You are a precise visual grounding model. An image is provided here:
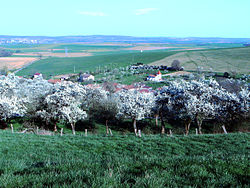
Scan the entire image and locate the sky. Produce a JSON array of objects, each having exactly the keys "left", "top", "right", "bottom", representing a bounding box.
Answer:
[{"left": 1, "top": 0, "right": 250, "bottom": 38}]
